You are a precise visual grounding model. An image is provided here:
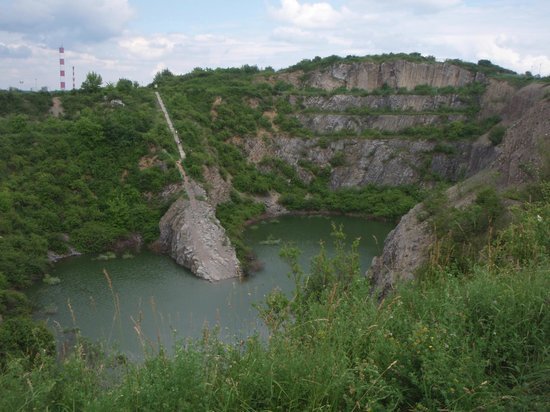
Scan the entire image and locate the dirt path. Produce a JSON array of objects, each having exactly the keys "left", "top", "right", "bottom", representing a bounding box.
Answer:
[
  {"left": 155, "top": 92, "right": 196, "bottom": 201},
  {"left": 155, "top": 92, "right": 186, "bottom": 160}
]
